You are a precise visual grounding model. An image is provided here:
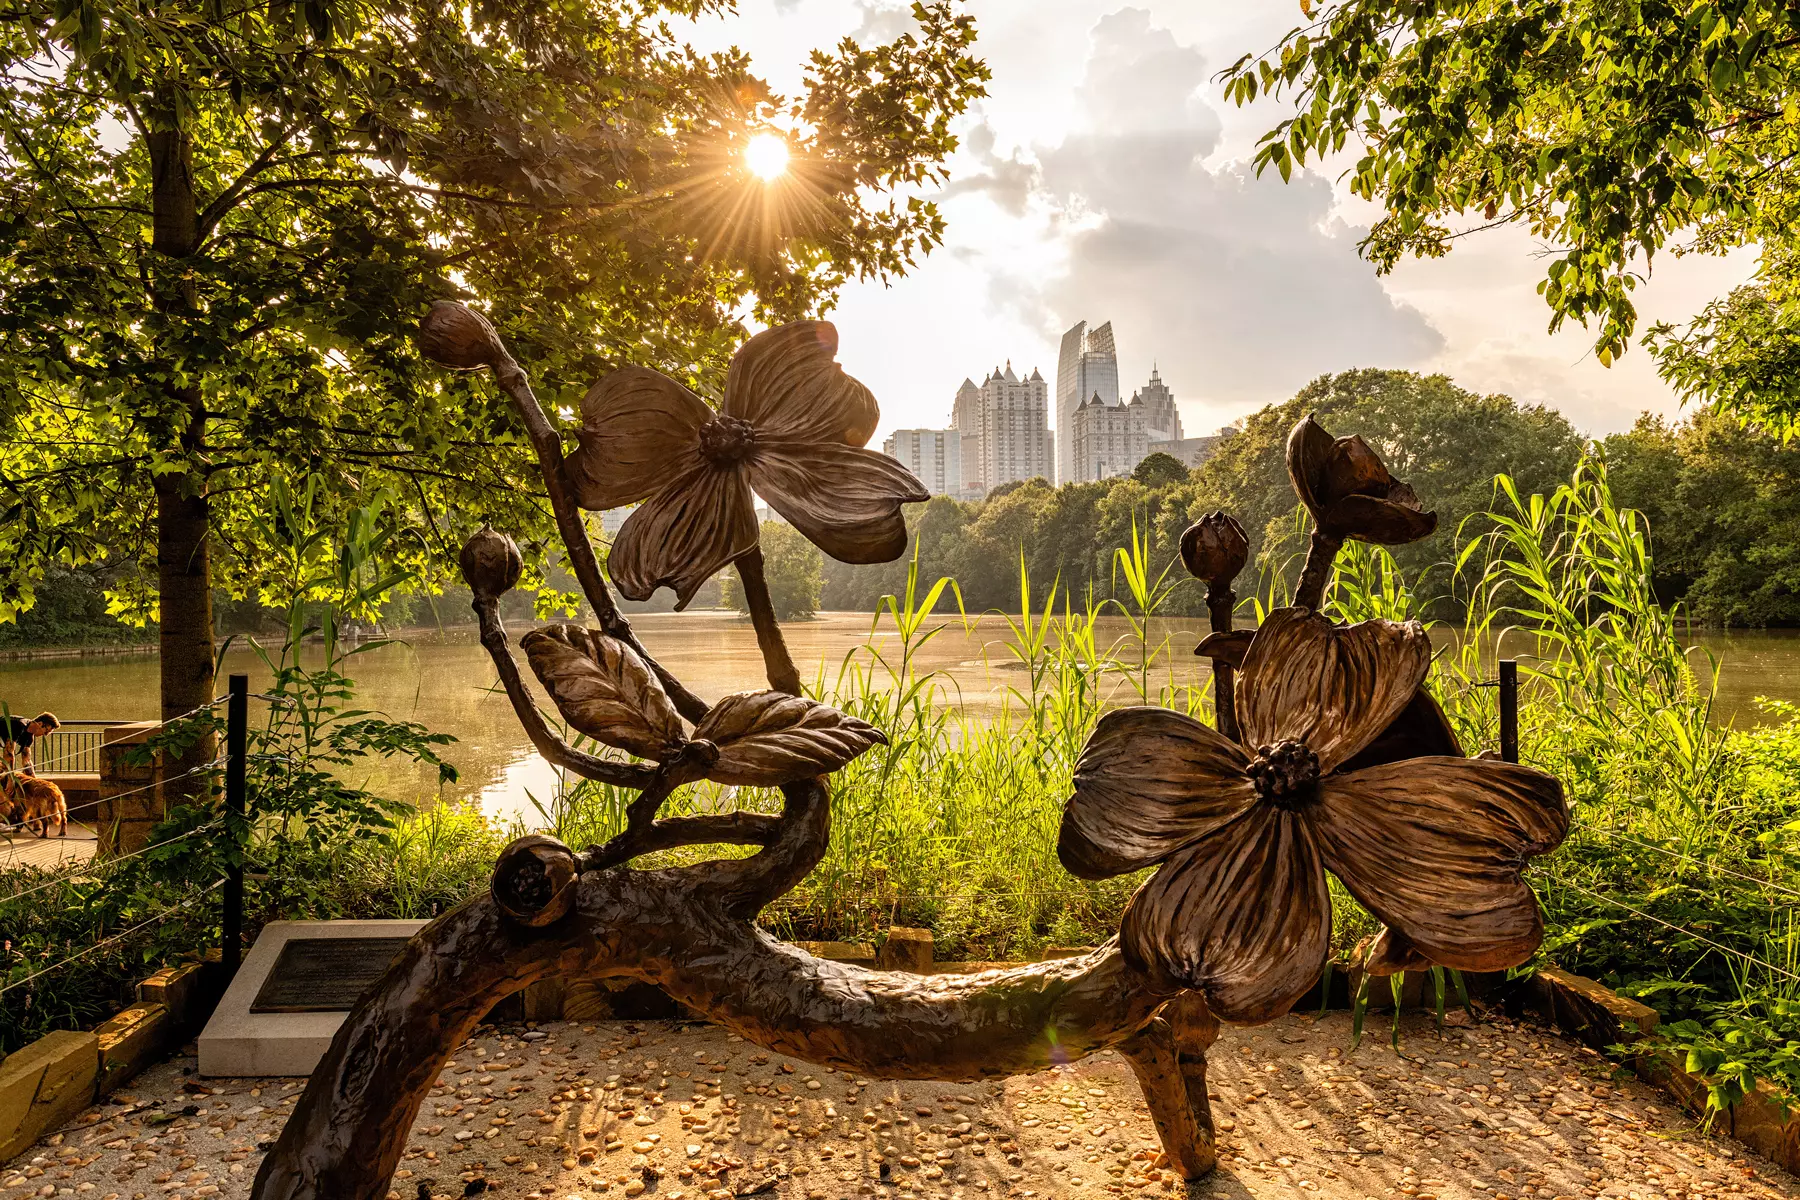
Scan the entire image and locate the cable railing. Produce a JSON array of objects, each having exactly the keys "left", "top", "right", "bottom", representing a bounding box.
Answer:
[{"left": 0, "top": 678, "right": 258, "bottom": 1012}]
